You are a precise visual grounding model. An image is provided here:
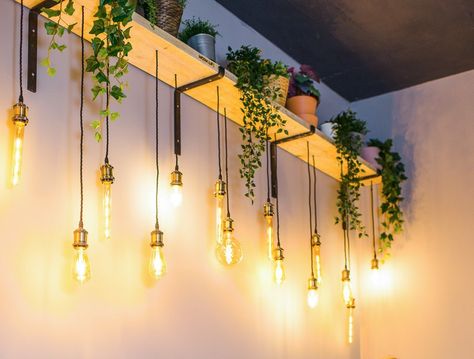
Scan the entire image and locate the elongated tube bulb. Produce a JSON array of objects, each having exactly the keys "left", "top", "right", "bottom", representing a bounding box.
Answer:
[
  {"left": 170, "top": 170, "right": 183, "bottom": 207},
  {"left": 265, "top": 216, "right": 274, "bottom": 261},
  {"left": 216, "top": 218, "right": 242, "bottom": 266},
  {"left": 342, "top": 269, "right": 353, "bottom": 306},
  {"left": 273, "top": 259, "right": 285, "bottom": 285},
  {"left": 11, "top": 122, "right": 25, "bottom": 186},
  {"left": 214, "top": 180, "right": 226, "bottom": 245},
  {"left": 73, "top": 247, "right": 91, "bottom": 284},
  {"left": 149, "top": 246, "right": 167, "bottom": 279},
  {"left": 307, "top": 288, "right": 319, "bottom": 308},
  {"left": 103, "top": 181, "right": 112, "bottom": 240},
  {"left": 348, "top": 305, "right": 354, "bottom": 344},
  {"left": 314, "top": 243, "right": 322, "bottom": 285}
]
